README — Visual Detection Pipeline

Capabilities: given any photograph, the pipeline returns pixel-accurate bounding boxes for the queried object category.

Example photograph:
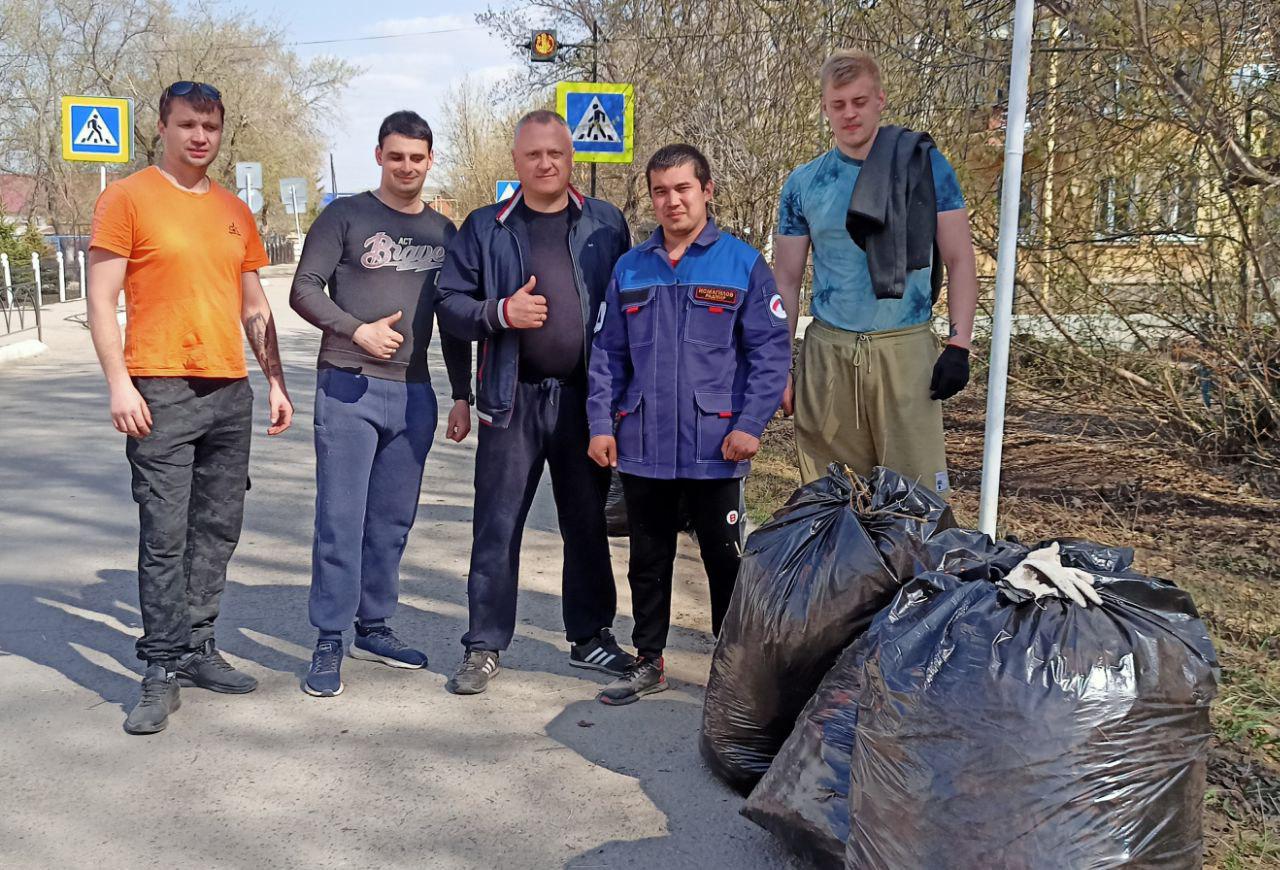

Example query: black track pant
[619,474,744,659]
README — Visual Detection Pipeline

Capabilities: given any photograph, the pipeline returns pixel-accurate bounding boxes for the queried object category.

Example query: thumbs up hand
[503,276,548,329]
[353,310,406,359]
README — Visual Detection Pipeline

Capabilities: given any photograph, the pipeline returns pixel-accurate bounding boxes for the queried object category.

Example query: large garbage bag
[741,531,1026,868]
[700,464,955,794]
[847,545,1219,870]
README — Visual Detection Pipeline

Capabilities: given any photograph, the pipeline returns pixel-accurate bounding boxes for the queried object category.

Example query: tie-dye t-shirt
[776,146,966,333]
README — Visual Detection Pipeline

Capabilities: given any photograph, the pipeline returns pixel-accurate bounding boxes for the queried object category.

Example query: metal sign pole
[290,188,303,241]
[100,165,106,193]
[589,20,599,198]
[977,0,1037,538]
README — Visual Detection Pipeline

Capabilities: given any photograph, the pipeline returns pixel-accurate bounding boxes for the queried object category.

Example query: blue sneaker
[350,624,428,669]
[303,639,344,697]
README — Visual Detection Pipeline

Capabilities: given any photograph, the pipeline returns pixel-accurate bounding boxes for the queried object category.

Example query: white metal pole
[57,250,66,302]
[978,0,1037,538]
[78,250,86,300]
[31,251,42,304]
[290,188,303,243]
[30,251,43,342]
[1,252,11,308]
[100,165,106,193]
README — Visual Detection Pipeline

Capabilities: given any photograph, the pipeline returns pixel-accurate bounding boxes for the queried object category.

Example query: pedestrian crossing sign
[62,95,132,163]
[556,82,634,164]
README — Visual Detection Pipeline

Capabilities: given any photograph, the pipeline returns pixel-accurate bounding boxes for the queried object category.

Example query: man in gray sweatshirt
[290,111,472,697]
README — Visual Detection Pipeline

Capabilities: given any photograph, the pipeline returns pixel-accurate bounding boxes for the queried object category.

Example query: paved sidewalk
[0,273,794,869]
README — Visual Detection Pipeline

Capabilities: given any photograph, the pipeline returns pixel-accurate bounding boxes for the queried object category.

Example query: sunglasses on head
[165,81,222,101]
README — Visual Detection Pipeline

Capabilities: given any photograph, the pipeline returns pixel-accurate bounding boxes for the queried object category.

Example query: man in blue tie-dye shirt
[774,50,979,497]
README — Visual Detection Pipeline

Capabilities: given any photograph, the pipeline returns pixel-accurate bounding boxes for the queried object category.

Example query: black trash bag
[605,470,695,538]
[700,464,955,795]
[741,531,1026,868]
[847,554,1219,870]
[605,470,629,538]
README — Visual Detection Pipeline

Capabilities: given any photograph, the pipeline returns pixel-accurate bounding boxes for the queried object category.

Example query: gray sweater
[289,192,471,396]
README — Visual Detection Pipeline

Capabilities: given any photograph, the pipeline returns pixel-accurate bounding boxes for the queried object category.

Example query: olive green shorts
[793,319,950,497]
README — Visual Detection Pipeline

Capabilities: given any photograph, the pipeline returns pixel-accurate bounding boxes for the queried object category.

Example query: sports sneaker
[176,639,258,694]
[446,649,500,695]
[598,656,667,706]
[570,628,636,676]
[350,623,428,669]
[303,639,344,697]
[124,664,181,735]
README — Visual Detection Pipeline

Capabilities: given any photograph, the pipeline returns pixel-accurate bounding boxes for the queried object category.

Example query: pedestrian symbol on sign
[572,97,621,144]
[74,109,117,147]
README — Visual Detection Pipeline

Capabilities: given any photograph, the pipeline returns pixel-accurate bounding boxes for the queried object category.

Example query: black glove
[929,344,970,400]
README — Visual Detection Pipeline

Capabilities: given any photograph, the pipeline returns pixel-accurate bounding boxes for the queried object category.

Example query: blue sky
[206,0,523,192]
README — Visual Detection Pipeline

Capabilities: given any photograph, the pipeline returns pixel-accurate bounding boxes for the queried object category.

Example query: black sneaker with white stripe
[446,649,500,695]
[570,628,635,676]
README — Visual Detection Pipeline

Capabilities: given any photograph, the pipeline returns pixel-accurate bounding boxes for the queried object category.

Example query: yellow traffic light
[530,30,558,62]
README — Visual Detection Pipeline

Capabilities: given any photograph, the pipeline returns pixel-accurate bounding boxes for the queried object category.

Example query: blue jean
[309,367,437,637]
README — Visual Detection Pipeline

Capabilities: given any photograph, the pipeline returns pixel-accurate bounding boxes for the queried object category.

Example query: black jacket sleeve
[437,212,504,340]
[435,221,473,401]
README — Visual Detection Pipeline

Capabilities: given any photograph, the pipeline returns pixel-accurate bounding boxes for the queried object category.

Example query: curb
[0,339,48,365]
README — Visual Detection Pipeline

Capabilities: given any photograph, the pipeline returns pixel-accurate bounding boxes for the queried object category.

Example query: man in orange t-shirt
[87,81,294,735]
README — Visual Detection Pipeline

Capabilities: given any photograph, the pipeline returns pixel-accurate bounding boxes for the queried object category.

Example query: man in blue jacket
[587,144,790,705]
[436,110,634,695]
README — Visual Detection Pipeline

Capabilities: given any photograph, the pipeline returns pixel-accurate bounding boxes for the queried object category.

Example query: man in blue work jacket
[587,144,790,705]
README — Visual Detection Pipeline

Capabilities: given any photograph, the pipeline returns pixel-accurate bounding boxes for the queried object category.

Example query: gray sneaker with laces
[124,664,181,734]
[597,656,667,706]
[176,639,258,694]
[446,649,500,695]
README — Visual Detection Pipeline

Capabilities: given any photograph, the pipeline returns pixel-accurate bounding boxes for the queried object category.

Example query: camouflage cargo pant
[126,377,252,666]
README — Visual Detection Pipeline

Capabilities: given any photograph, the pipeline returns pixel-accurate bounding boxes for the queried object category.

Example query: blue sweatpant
[309,367,437,638]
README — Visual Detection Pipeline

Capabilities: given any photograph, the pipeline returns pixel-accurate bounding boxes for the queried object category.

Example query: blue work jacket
[587,220,790,479]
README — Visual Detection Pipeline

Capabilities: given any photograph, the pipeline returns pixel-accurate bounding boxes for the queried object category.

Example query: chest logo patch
[227,223,242,237]
[694,286,738,305]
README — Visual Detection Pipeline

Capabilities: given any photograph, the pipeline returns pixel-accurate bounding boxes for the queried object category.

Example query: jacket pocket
[684,285,741,347]
[619,287,657,348]
[694,390,742,463]
[616,392,644,461]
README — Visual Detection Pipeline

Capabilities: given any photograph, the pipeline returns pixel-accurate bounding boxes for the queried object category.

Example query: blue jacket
[436,186,631,428]
[587,221,790,480]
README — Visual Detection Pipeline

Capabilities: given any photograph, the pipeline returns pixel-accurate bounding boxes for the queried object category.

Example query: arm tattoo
[949,322,958,339]
[244,312,284,381]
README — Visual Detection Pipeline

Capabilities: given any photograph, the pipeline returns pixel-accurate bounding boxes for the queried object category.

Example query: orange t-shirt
[90,166,269,378]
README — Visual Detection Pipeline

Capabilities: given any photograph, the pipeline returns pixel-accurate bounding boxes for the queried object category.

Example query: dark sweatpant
[462,378,616,651]
[620,474,745,659]
[126,377,252,666]
[309,367,437,638]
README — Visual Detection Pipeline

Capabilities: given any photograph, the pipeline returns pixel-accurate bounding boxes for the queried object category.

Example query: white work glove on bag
[1004,541,1103,607]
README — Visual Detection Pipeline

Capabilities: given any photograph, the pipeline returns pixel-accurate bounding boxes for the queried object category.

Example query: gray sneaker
[177,639,258,694]
[446,650,500,695]
[597,656,667,706]
[124,664,181,735]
